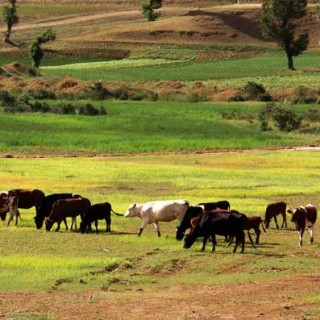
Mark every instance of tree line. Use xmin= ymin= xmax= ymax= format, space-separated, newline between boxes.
xmin=0 ymin=0 xmax=315 ymax=70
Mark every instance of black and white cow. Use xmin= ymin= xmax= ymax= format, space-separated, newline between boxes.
xmin=288 ymin=204 xmax=317 ymax=246
xmin=0 ymin=190 xmax=20 ymax=226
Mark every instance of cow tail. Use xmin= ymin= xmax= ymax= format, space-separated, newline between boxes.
xmin=111 ymin=208 xmax=124 ymax=216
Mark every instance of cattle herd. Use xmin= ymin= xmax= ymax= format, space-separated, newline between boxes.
xmin=0 ymin=189 xmax=318 ymax=253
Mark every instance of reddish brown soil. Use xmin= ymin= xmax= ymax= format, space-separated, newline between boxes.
xmin=0 ymin=275 xmax=319 ymax=319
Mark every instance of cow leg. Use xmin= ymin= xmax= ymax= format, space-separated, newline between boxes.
xmin=309 ymin=226 xmax=315 ymax=244
xmin=247 ymin=231 xmax=256 ymax=248
xmin=6 ymin=210 xmax=14 ymax=226
xmin=63 ymin=219 xmax=69 ymax=230
xmin=255 ymin=228 xmax=261 ymax=245
xmin=153 ymin=222 xmax=161 ymax=237
xmin=55 ymin=222 xmax=61 ymax=232
xmin=95 ymin=220 xmax=99 ymax=233
xmin=210 ymin=235 xmax=217 ymax=252
xmin=15 ymin=210 xmax=20 ymax=226
xmin=202 ymin=235 xmax=209 ymax=252
xmin=106 ymin=217 xmax=111 ymax=232
xmin=274 ymin=215 xmax=279 ymax=229
xmin=70 ymin=217 xmax=77 ymax=230
xmin=298 ymin=228 xmax=304 ymax=246
xmin=138 ymin=219 xmax=148 ymax=236
xmin=281 ymin=213 xmax=287 ymax=229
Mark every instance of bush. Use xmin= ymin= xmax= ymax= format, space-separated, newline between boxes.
xmin=243 ymin=82 xmax=271 ymax=101
xmin=272 ymin=107 xmax=302 ymax=132
xmin=258 ymin=102 xmax=302 ymax=132
xmin=0 ymin=91 xmax=15 ymax=107
xmin=291 ymin=86 xmax=318 ymax=104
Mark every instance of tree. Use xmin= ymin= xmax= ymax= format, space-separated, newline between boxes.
xmin=2 ymin=0 xmax=18 ymax=43
xmin=260 ymin=0 xmax=309 ymax=70
xmin=29 ymin=28 xmax=56 ymax=68
xmin=142 ymin=0 xmax=162 ymax=22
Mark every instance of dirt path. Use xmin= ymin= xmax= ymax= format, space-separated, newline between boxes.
xmin=0 ymin=275 xmax=319 ymax=319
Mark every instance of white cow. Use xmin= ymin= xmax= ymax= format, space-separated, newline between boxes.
xmin=124 ymin=199 xmax=189 ymax=237
xmin=0 ymin=190 xmax=20 ymax=226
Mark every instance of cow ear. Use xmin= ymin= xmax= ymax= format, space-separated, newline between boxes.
xmin=287 ymin=209 xmax=292 ymax=214
xmin=132 ymin=203 xmax=136 ymax=208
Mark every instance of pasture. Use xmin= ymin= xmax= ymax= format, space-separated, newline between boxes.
xmin=0 ymin=150 xmax=320 ymax=319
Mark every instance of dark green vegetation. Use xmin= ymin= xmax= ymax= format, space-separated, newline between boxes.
xmin=1 ymin=100 xmax=320 ymax=155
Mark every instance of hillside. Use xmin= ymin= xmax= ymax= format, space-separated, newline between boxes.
xmin=0 ymin=3 xmax=319 ymax=61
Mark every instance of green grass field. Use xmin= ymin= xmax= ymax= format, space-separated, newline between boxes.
xmin=0 ymin=150 xmax=319 ymax=293
xmin=1 ymin=100 xmax=320 ymax=155
xmin=39 ymin=51 xmax=320 ymax=88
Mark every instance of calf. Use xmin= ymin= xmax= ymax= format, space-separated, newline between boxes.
xmin=80 ymin=202 xmax=123 ymax=234
xmin=184 ymin=210 xmax=246 ymax=253
xmin=45 ymin=197 xmax=91 ymax=232
xmin=288 ymin=204 xmax=317 ymax=246
xmin=264 ymin=201 xmax=287 ymax=229
xmin=0 ymin=190 xmax=20 ymax=226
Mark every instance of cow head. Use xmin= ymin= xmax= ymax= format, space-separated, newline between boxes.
xmin=0 ymin=212 xmax=7 ymax=221
xmin=124 ymin=203 xmax=139 ymax=217
xmin=183 ymin=234 xmax=195 ymax=249
xmin=263 ymin=219 xmax=270 ymax=229
xmin=45 ymin=217 xmax=54 ymax=231
xmin=79 ymin=221 xmax=87 ymax=234
xmin=34 ymin=216 xmax=44 ymax=229
xmin=176 ymin=226 xmax=185 ymax=241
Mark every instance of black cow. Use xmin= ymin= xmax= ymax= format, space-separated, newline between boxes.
xmin=34 ymin=193 xmax=81 ymax=229
xmin=184 ymin=210 xmax=246 ymax=253
xmin=80 ymin=202 xmax=123 ymax=234
xmin=176 ymin=206 xmax=203 ymax=240
xmin=288 ymin=204 xmax=317 ymax=246
xmin=197 ymin=200 xmax=230 ymax=211
xmin=264 ymin=201 xmax=287 ymax=229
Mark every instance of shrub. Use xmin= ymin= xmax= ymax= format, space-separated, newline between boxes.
xmin=291 ymin=86 xmax=318 ymax=104
xmin=0 ymin=90 xmax=15 ymax=106
xmin=272 ymin=106 xmax=302 ymax=131
xmin=243 ymin=82 xmax=271 ymax=101
xmin=258 ymin=102 xmax=302 ymax=132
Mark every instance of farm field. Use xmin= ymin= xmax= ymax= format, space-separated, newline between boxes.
xmin=0 ymin=151 xmax=320 ymax=319
xmin=1 ymin=1 xmax=320 ymax=319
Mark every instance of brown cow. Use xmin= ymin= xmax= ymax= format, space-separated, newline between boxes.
xmin=45 ymin=197 xmax=91 ymax=232
xmin=264 ymin=201 xmax=287 ymax=229
xmin=0 ymin=190 xmax=20 ymax=226
xmin=288 ymin=204 xmax=317 ymax=246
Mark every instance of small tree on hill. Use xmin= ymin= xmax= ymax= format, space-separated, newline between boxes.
xmin=2 ymin=0 xmax=19 ymax=43
xmin=29 ymin=28 xmax=56 ymax=68
xmin=261 ymin=0 xmax=309 ymax=70
xmin=142 ymin=0 xmax=162 ymax=22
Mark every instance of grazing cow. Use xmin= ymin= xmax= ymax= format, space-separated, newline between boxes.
xmin=184 ymin=210 xmax=246 ymax=253
xmin=45 ymin=197 xmax=91 ymax=232
xmin=80 ymin=202 xmax=123 ymax=234
xmin=176 ymin=206 xmax=203 ymax=240
xmin=264 ymin=201 xmax=287 ymax=229
xmin=287 ymin=204 xmax=317 ymax=246
xmin=35 ymin=193 xmax=81 ymax=229
xmin=197 ymin=200 xmax=230 ymax=211
xmin=0 ymin=190 xmax=20 ymax=226
xmin=124 ymin=199 xmax=189 ymax=237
